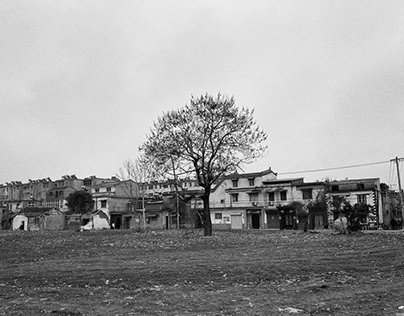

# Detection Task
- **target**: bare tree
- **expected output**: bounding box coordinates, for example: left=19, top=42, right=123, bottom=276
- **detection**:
left=140, top=93, right=267, bottom=236
left=117, top=156, right=155, bottom=229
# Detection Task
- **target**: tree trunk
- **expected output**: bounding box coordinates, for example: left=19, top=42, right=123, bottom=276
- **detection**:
left=202, top=187, right=212, bottom=236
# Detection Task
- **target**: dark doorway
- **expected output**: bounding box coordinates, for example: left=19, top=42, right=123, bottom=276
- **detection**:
left=81, top=218, right=90, bottom=226
left=251, top=213, right=260, bottom=229
left=165, top=216, right=169, bottom=229
left=284, top=214, right=294, bottom=229
left=110, top=214, right=122, bottom=229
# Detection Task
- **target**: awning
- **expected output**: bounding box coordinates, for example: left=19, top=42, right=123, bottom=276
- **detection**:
left=247, top=209, right=261, bottom=214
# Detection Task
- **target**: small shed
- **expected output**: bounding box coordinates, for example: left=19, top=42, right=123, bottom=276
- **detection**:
left=12, top=207, right=65, bottom=231
left=12, top=214, right=28, bottom=230
left=81, top=209, right=110, bottom=231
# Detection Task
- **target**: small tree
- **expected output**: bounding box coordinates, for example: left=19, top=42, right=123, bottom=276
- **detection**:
left=66, top=190, right=94, bottom=215
left=346, top=203, right=370, bottom=232
left=140, top=93, right=267, bottom=236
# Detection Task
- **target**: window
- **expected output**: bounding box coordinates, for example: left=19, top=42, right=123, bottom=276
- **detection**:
left=215, top=213, right=222, bottom=220
left=280, top=191, right=287, bottom=201
left=331, top=185, right=339, bottom=191
left=83, top=180, right=92, bottom=186
left=268, top=192, right=275, bottom=201
left=302, top=189, right=313, bottom=200
left=28, top=201, right=34, bottom=207
left=231, top=194, right=238, bottom=202
left=248, top=178, right=255, bottom=186
left=249, top=193, right=259, bottom=202
left=95, top=188, right=100, bottom=193
left=101, top=200, right=107, bottom=208
left=357, top=194, right=367, bottom=204
left=357, top=183, right=365, bottom=190
left=220, top=199, right=225, bottom=204
left=223, top=216, right=230, bottom=223
left=106, top=187, right=111, bottom=192
left=232, top=180, right=238, bottom=187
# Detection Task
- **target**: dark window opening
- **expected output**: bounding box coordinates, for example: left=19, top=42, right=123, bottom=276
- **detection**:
left=280, top=191, right=287, bottom=201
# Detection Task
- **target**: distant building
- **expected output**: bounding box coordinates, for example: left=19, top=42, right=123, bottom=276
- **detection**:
left=12, top=207, right=65, bottom=231
left=0, top=175, right=121, bottom=229
left=90, top=179, right=141, bottom=229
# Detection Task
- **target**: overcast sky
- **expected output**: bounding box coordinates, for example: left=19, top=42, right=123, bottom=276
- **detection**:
left=1, top=1, right=404, bottom=188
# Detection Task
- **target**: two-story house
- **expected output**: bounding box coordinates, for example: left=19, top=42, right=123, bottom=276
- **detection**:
left=209, top=168, right=278, bottom=229
left=90, top=179, right=141, bottom=229
left=326, top=178, right=382, bottom=227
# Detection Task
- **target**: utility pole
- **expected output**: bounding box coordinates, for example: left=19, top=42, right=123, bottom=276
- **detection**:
left=392, top=157, right=404, bottom=224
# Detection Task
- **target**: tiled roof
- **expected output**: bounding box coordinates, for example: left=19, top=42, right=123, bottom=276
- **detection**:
left=20, top=207, right=56, bottom=216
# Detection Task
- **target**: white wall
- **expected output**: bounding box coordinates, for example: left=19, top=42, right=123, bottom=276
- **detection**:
left=12, top=215, right=27, bottom=230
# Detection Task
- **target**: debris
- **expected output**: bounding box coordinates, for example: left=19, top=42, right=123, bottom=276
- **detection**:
left=278, top=307, right=303, bottom=313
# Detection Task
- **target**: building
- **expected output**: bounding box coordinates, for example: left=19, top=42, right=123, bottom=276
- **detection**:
left=209, top=168, right=383, bottom=231
left=90, top=179, right=141, bottom=229
left=326, top=178, right=382, bottom=227
left=0, top=175, right=121, bottom=229
left=140, top=178, right=203, bottom=230
left=12, top=207, right=65, bottom=231
left=209, top=168, right=278, bottom=229
left=378, top=183, right=402, bottom=229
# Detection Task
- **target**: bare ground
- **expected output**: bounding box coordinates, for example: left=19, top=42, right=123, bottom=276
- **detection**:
left=1, top=229, right=404, bottom=316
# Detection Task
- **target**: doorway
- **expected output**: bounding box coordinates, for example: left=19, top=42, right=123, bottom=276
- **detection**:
left=283, top=214, right=294, bottom=229
left=110, top=214, right=122, bottom=229
left=251, top=213, right=260, bottom=229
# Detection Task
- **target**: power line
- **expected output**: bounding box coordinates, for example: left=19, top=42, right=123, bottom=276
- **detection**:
left=278, top=160, right=391, bottom=175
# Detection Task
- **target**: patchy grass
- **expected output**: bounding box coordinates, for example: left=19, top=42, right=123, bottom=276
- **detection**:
left=1, top=229, right=404, bottom=315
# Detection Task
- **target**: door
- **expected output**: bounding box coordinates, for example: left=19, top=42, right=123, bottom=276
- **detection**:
left=251, top=213, right=260, bottom=229
left=284, top=214, right=294, bottom=229
left=230, top=214, right=242, bottom=229
left=314, top=214, right=324, bottom=230
left=266, top=212, right=279, bottom=229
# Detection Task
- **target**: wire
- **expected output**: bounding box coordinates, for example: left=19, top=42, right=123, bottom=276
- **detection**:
left=278, top=160, right=391, bottom=175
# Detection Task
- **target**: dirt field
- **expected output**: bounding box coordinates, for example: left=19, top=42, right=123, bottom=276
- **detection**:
left=1, top=229, right=404, bottom=316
